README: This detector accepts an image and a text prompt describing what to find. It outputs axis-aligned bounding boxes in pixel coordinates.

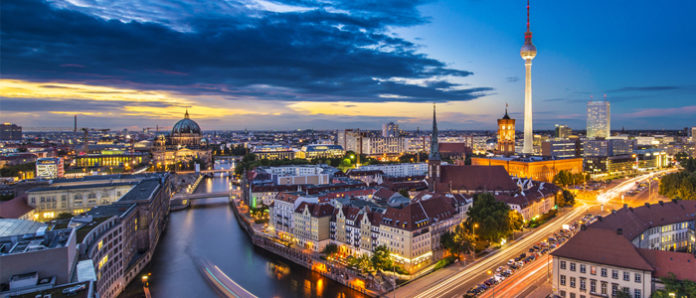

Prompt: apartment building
[552,200,696,298]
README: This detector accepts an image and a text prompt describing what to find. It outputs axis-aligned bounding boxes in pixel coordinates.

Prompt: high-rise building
[496,105,516,155]
[0,123,22,141]
[554,124,572,139]
[586,101,611,139]
[382,122,399,138]
[690,126,696,143]
[520,0,537,154]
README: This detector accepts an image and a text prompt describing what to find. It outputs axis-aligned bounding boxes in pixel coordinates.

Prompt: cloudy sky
[1,0,695,131]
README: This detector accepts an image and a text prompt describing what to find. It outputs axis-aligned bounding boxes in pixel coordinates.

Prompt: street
[389,169,675,298]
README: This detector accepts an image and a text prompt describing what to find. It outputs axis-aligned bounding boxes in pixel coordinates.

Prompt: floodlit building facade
[586,101,611,139]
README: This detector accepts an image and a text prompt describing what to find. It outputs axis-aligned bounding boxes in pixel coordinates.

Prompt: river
[121,161,364,298]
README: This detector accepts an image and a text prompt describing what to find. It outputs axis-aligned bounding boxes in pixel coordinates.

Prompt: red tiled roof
[589,200,696,240]
[0,195,34,218]
[495,181,559,208]
[637,249,696,281]
[552,228,654,271]
[436,165,518,193]
[373,187,396,200]
[380,195,457,231]
[438,143,470,153]
[295,202,334,217]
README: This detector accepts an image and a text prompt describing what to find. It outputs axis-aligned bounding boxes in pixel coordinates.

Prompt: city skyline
[1,0,695,131]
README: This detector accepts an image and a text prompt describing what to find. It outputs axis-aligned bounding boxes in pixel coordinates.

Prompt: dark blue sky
[1,0,694,130]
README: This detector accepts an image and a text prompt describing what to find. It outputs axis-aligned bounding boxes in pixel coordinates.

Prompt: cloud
[1,0,490,103]
[606,86,680,93]
[506,76,519,83]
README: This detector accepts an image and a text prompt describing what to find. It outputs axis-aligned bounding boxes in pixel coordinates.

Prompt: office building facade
[586,101,611,139]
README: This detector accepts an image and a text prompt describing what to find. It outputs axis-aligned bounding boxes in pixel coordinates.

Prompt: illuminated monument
[496,104,516,156]
[520,0,537,154]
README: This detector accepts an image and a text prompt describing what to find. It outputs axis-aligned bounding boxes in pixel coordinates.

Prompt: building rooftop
[26,181,138,193]
[118,178,162,202]
[11,281,94,298]
[0,227,73,256]
[0,219,46,238]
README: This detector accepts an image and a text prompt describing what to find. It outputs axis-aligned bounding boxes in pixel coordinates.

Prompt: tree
[440,231,463,259]
[652,273,696,297]
[508,210,524,231]
[398,189,410,198]
[371,245,393,271]
[466,193,521,243]
[552,170,586,187]
[322,243,338,256]
[615,288,631,298]
[557,190,576,207]
[659,171,696,200]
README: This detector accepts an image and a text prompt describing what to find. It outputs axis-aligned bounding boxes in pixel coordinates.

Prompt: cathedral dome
[172,110,201,135]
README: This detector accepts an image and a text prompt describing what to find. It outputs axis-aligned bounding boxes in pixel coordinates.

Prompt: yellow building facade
[472,157,583,182]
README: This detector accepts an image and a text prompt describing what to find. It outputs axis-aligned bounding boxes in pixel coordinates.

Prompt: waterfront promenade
[230,197,381,297]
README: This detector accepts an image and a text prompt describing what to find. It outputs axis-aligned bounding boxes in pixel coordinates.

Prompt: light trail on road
[413,206,588,298]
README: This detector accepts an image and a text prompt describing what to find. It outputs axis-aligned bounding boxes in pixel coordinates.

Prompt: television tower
[520,0,537,154]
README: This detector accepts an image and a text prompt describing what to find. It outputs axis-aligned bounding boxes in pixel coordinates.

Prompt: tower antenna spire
[527,0,530,31]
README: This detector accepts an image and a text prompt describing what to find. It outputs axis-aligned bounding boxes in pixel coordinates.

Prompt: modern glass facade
[586,101,610,139]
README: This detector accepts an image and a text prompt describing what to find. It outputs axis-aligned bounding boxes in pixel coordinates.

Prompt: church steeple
[428,103,441,192]
[429,103,441,161]
[184,108,190,119]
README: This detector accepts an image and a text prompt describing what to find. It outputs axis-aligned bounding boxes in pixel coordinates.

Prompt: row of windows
[559,276,642,298]
[560,260,641,283]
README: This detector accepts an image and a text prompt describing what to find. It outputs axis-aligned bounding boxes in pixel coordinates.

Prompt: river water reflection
[121,162,364,298]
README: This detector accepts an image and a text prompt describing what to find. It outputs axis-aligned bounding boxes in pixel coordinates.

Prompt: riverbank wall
[230,198,380,297]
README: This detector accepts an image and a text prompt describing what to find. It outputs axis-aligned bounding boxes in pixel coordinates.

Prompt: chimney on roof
[580,224,587,231]
[597,216,603,222]
[659,201,664,206]
[629,207,633,212]
[623,203,628,209]
[645,203,650,208]
[617,228,623,235]
[672,198,679,204]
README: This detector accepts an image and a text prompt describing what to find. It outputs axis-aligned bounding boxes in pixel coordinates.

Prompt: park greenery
[659,156,696,200]
[441,193,525,259]
[213,144,248,156]
[465,193,524,243]
[651,273,696,297]
[557,190,576,207]
[440,224,476,259]
[552,170,588,187]
[0,162,34,178]
[345,245,401,274]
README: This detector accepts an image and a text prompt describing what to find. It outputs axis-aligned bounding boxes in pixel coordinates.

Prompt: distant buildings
[251,145,296,160]
[471,156,583,183]
[587,101,611,139]
[337,129,405,159]
[555,124,572,139]
[151,110,212,171]
[382,122,400,138]
[25,174,161,221]
[296,144,345,160]
[496,105,516,155]
[552,200,696,298]
[36,157,65,180]
[542,139,581,159]
[0,123,22,141]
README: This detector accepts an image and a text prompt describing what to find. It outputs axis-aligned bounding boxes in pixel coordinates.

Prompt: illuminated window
[98,254,109,270]
[98,240,103,251]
